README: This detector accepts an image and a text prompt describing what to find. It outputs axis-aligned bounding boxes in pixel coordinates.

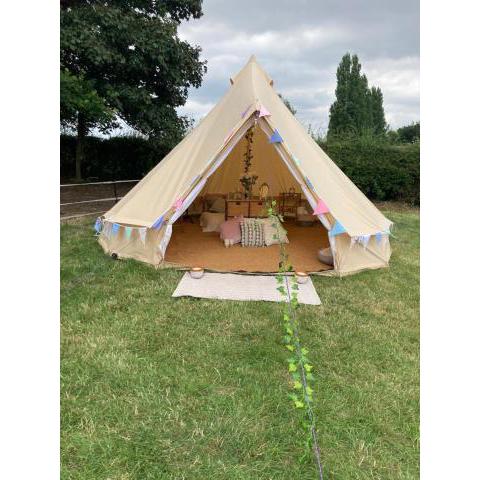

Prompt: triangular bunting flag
[103,222,112,238]
[329,221,346,236]
[269,129,283,143]
[173,198,183,210]
[359,235,370,248]
[152,215,164,230]
[313,198,329,215]
[112,223,120,236]
[94,217,102,234]
[258,104,270,117]
[375,232,383,245]
[139,227,147,245]
[125,227,132,240]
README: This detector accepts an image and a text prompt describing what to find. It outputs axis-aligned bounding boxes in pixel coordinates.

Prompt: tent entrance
[163,120,333,273]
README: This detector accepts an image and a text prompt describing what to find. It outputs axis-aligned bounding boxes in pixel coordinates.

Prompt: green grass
[61,207,419,479]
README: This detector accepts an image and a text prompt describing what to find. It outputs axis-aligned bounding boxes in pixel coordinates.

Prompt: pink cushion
[220,217,243,243]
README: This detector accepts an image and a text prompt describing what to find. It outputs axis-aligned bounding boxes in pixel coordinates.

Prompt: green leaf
[293,381,302,390]
[294,400,305,409]
[301,348,309,355]
[304,364,313,373]
[288,363,297,372]
[286,345,294,351]
[306,373,314,381]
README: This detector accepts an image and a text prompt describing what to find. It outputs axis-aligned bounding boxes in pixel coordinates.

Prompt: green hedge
[60,135,172,182]
[319,141,420,204]
[61,135,419,204]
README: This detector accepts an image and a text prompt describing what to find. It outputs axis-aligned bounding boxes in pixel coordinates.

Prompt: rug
[172,272,321,305]
[165,221,332,273]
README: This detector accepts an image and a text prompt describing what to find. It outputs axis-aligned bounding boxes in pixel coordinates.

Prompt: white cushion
[262,217,289,246]
[200,212,225,232]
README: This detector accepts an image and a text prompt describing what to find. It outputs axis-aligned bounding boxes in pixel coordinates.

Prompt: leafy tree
[60,0,206,180]
[397,122,420,143]
[328,53,387,139]
[279,94,297,115]
[370,87,387,135]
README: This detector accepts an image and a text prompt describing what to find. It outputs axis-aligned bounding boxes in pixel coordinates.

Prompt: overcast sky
[177,0,419,133]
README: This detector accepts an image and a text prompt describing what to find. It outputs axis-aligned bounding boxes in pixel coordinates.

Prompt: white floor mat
[172,272,321,305]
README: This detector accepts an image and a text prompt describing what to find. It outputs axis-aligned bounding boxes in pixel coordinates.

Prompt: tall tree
[328,53,387,139]
[60,0,206,180]
[370,87,387,135]
[328,53,354,135]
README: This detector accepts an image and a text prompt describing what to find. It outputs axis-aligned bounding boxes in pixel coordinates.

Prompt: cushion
[262,217,289,246]
[318,247,334,266]
[209,197,225,213]
[220,217,242,244]
[241,218,264,247]
[199,212,225,233]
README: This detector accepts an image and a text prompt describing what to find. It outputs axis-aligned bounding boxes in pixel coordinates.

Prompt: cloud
[177,0,419,129]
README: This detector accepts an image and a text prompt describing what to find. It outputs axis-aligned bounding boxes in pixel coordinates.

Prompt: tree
[397,122,420,143]
[279,94,297,115]
[328,53,387,139]
[60,0,206,180]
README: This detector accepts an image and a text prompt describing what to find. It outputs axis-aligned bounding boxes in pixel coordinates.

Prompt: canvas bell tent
[97,56,393,276]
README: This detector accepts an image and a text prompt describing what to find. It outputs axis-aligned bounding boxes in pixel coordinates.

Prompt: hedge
[60,135,172,182]
[61,135,419,204]
[319,141,420,204]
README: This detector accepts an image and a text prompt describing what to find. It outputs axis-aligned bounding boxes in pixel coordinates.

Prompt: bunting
[258,104,271,117]
[359,235,370,248]
[375,232,383,245]
[313,198,329,215]
[173,198,183,211]
[103,222,112,238]
[329,221,346,237]
[269,129,283,143]
[139,227,147,245]
[94,217,103,234]
[152,215,164,230]
[125,227,132,240]
[112,223,120,236]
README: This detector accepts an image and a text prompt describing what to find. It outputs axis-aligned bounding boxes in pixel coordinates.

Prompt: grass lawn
[61,205,419,479]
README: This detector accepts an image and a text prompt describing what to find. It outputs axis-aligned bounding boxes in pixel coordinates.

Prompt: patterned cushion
[240,218,265,247]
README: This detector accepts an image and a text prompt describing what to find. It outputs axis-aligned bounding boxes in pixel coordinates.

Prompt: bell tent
[98,56,393,276]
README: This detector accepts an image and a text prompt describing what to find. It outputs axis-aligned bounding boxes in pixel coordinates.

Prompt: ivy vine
[267,200,324,480]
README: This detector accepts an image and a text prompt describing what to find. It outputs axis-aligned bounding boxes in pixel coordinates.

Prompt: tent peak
[232,55,273,86]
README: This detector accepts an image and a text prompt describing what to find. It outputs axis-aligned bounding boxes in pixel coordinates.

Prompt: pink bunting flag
[313,198,329,215]
[173,198,183,211]
[258,105,271,117]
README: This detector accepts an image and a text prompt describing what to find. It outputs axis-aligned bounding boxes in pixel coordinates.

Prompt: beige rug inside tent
[165,220,332,273]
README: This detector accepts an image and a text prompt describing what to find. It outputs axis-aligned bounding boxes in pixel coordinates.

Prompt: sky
[177,0,419,134]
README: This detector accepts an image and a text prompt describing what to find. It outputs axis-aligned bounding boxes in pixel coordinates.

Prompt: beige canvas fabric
[100,56,393,275]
